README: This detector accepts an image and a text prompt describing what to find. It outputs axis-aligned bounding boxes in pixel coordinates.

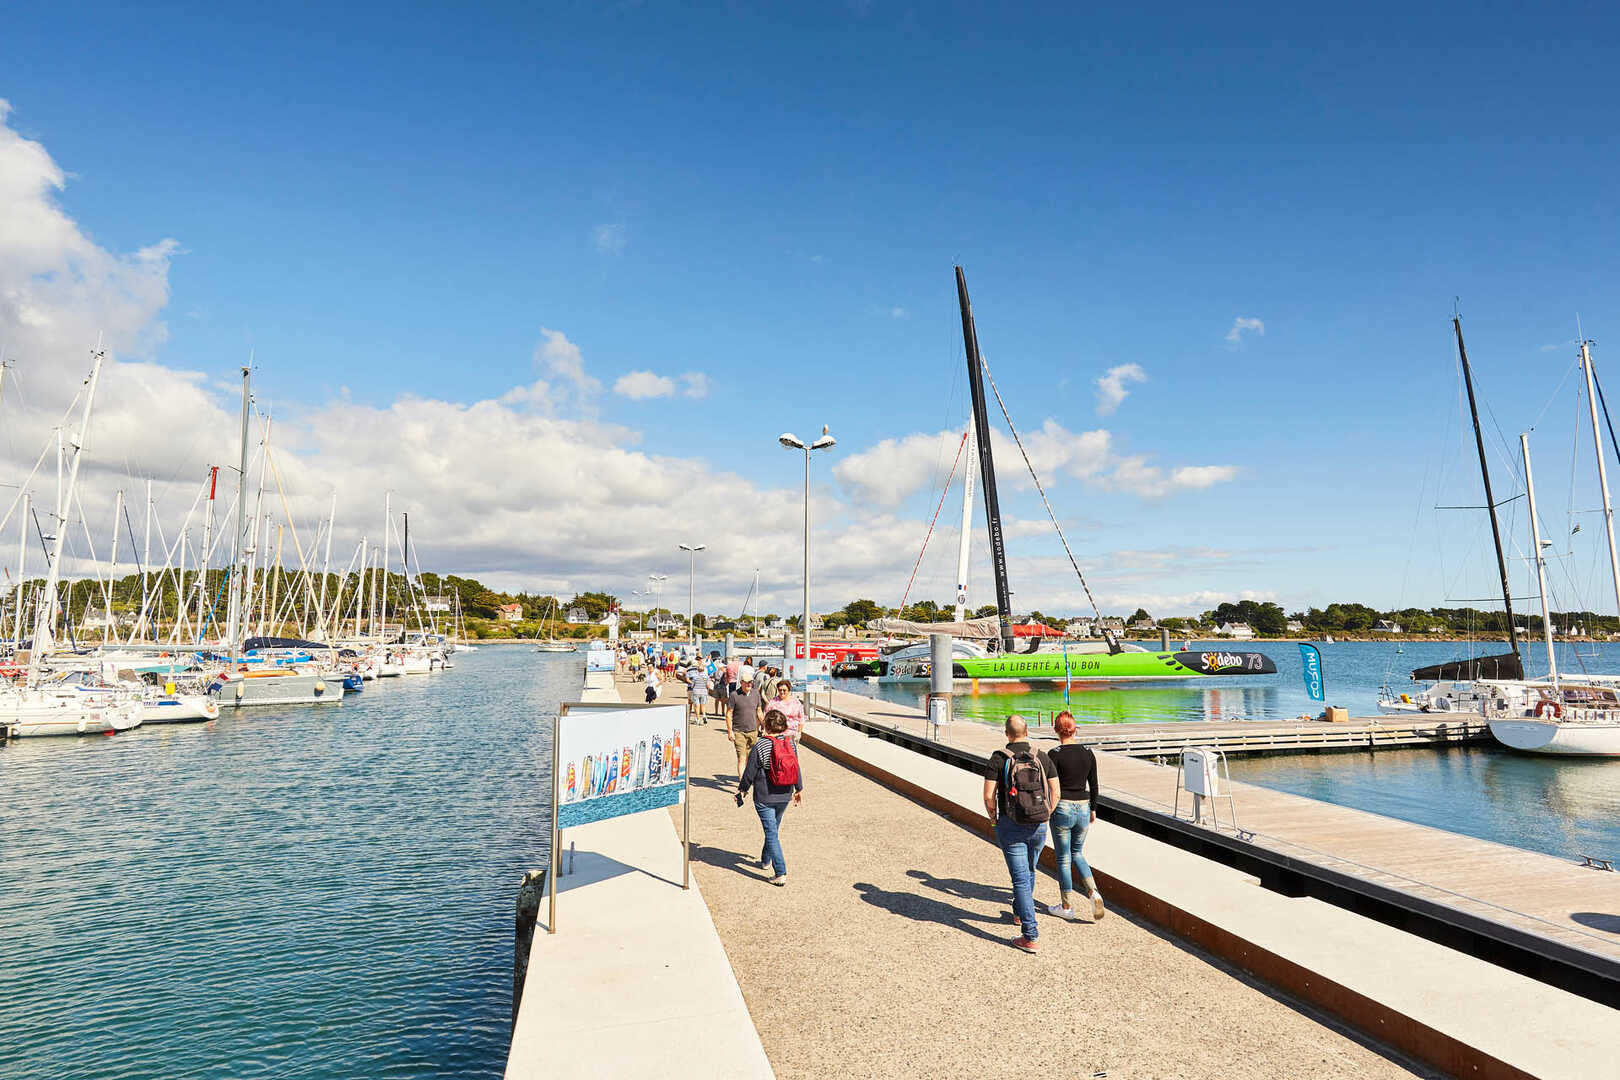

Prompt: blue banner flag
[1299,643,1325,702]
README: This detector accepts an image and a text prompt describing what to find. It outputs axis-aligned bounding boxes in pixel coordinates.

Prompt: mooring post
[512,868,548,1029]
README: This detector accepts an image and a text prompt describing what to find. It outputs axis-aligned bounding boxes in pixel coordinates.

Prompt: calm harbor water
[0,646,570,1080]
[837,639,1620,863]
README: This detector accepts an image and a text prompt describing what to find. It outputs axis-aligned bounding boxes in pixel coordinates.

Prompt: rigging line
[897,428,969,612]
[978,357,1104,622]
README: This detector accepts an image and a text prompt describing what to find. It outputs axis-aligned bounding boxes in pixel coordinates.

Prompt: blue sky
[5,3,1620,617]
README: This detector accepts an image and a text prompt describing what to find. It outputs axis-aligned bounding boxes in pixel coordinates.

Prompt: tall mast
[955,266,1014,653]
[199,466,217,641]
[12,492,28,648]
[30,343,104,683]
[953,422,976,624]
[224,365,251,653]
[138,478,152,643]
[1454,317,1521,659]
[1579,340,1620,627]
[1520,433,1558,685]
[380,493,391,641]
[318,491,336,639]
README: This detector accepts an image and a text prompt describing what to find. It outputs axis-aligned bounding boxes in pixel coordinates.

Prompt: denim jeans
[994,815,1047,940]
[1050,800,1096,898]
[755,801,788,876]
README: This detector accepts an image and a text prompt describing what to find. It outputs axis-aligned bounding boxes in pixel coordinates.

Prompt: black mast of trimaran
[1411,317,1524,681]
[955,266,1015,655]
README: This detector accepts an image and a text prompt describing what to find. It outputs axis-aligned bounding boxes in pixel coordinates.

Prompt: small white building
[1065,619,1094,638]
[1286,619,1304,633]
[1372,620,1403,634]
[565,606,589,624]
[1216,622,1255,639]
[496,602,524,623]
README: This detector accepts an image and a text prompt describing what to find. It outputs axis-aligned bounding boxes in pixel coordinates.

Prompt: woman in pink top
[769,679,806,738]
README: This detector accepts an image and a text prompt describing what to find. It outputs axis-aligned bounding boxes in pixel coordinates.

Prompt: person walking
[685,660,711,724]
[642,662,661,704]
[982,715,1059,953]
[767,677,807,739]
[1045,711,1105,922]
[737,709,803,886]
[726,669,765,777]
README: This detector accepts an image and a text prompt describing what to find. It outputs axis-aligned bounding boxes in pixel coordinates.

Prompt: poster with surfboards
[555,702,686,829]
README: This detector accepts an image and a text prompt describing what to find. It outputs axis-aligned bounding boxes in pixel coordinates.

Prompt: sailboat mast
[1454,317,1521,659]
[1520,433,1559,685]
[13,492,27,648]
[955,266,1014,653]
[30,343,104,683]
[1578,340,1620,627]
[953,423,976,624]
[224,365,251,652]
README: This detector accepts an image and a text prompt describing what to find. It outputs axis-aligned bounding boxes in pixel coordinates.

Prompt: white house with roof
[1216,621,1255,639]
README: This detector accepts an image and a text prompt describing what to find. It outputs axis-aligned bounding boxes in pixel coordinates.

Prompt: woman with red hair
[1045,711,1104,921]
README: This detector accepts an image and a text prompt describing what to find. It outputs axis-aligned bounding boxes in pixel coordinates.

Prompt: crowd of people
[613,641,1103,948]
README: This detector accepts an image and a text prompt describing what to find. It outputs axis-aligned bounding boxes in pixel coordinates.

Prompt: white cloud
[1225,316,1264,346]
[1093,363,1147,416]
[833,420,1232,506]
[890,306,907,319]
[593,222,627,254]
[533,327,600,396]
[613,370,676,400]
[611,370,710,401]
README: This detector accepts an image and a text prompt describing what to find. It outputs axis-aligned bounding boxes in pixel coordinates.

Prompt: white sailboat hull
[214,671,345,707]
[1488,719,1620,756]
[140,693,221,724]
[4,696,143,737]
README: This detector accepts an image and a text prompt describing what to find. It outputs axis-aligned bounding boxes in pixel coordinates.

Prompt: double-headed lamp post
[677,544,705,642]
[778,427,836,668]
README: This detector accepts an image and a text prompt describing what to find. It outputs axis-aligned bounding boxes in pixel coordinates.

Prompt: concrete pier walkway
[672,707,1433,1079]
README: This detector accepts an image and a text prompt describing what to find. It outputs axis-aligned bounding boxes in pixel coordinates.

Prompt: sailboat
[874,268,1277,687]
[534,599,575,653]
[2,344,143,736]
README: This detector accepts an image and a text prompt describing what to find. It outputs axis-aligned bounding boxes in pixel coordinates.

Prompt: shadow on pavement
[906,867,1013,906]
[853,881,1009,944]
[692,841,772,882]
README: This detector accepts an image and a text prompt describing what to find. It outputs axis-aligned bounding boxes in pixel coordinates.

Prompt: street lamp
[778,426,836,670]
[646,574,668,637]
[677,544,705,642]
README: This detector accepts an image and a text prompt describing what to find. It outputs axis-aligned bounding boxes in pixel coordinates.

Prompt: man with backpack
[982,715,1060,953]
[736,709,803,886]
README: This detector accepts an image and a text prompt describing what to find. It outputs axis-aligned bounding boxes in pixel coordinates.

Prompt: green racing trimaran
[865,267,1277,688]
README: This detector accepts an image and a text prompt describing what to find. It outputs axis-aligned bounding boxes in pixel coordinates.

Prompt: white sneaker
[1091,892,1106,920]
[770,875,787,887]
[1045,902,1076,920]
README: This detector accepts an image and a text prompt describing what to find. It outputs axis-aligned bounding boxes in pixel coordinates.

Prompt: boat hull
[5,698,143,737]
[883,648,1277,685]
[213,672,345,707]
[1488,719,1620,756]
[140,694,220,724]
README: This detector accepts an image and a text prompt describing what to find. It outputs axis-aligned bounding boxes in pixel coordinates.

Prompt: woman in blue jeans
[1045,711,1105,921]
[737,709,803,886]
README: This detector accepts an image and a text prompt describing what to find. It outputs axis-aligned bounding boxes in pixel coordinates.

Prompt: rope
[898,429,968,612]
[979,357,1103,621]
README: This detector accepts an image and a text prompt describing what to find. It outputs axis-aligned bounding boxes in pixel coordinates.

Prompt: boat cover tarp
[1409,651,1523,682]
[1011,622,1066,637]
[867,616,1002,640]
[241,636,337,653]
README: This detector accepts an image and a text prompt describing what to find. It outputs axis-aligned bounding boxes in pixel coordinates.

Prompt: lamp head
[810,433,836,450]
[778,433,805,450]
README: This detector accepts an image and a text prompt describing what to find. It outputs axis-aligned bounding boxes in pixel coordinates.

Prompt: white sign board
[785,656,832,691]
[585,646,615,672]
[1181,748,1220,797]
[556,703,686,828]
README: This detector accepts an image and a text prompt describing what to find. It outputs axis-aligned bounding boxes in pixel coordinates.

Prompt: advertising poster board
[585,646,616,673]
[784,656,832,692]
[555,703,686,828]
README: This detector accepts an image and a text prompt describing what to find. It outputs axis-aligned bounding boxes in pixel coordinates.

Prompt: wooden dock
[810,688,1620,985]
[1067,715,1490,757]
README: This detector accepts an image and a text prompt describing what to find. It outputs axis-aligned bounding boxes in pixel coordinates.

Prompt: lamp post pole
[779,428,836,673]
[678,544,705,643]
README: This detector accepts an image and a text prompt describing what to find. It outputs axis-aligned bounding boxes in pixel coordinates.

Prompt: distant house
[1127,616,1157,633]
[495,603,523,623]
[651,614,684,632]
[82,606,132,631]
[1098,617,1126,634]
[564,606,589,624]
[1286,619,1304,633]
[423,598,451,613]
[1065,619,1094,638]
[1372,620,1403,634]
[1216,622,1255,639]
[765,617,786,631]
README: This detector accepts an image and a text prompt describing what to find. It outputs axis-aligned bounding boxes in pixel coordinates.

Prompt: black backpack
[1001,747,1052,824]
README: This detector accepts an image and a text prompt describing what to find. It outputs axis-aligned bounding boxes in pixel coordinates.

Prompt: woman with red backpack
[736,708,803,886]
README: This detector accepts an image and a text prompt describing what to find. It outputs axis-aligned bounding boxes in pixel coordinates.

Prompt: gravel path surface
[669,712,1433,1080]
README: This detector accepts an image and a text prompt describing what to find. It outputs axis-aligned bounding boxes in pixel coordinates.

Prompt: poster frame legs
[549,711,560,934]
[682,708,692,889]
